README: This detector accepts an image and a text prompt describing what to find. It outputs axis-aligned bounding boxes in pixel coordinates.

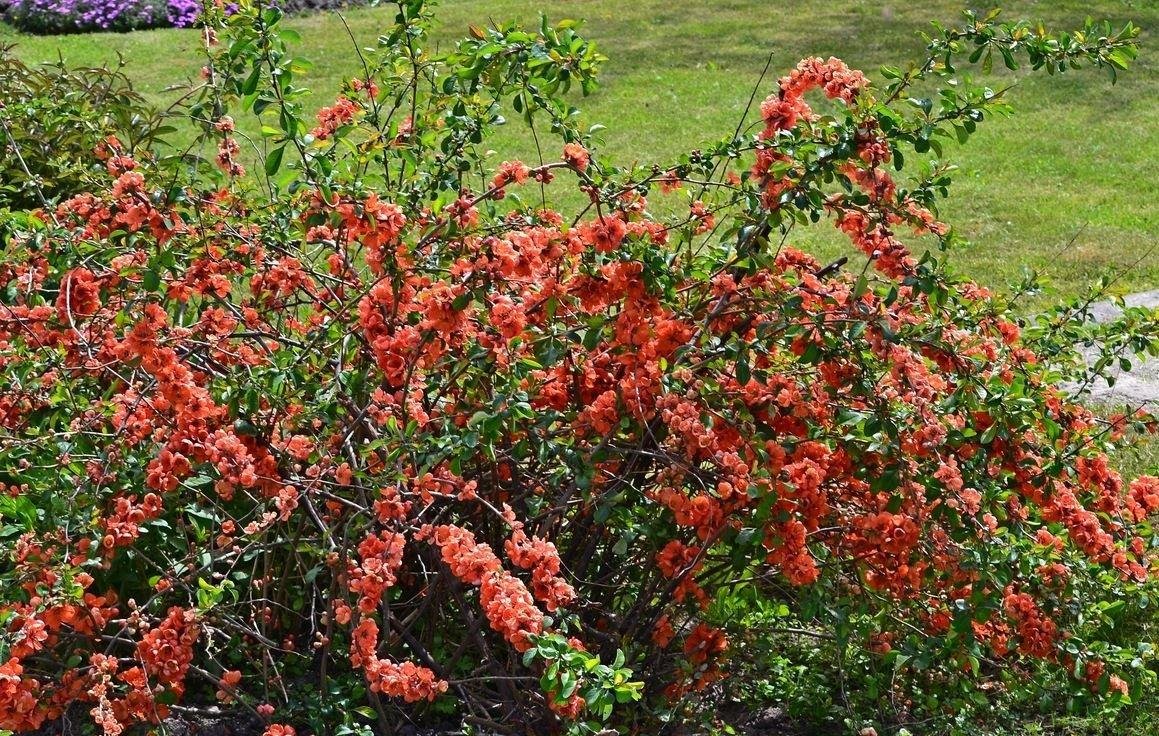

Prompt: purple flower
[166,0,199,26]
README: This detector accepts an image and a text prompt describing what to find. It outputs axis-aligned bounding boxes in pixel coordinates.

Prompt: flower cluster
[312,97,359,141]
[504,528,575,612]
[349,620,447,702]
[349,531,406,614]
[421,524,548,652]
[136,608,200,691]
[753,56,939,279]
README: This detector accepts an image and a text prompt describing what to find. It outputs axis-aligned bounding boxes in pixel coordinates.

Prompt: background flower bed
[0,0,365,35]
[2,0,198,33]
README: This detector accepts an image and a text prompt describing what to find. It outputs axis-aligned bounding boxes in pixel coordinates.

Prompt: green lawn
[2,0,1156,301]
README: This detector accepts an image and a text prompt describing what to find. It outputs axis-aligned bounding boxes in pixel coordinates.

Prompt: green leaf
[735,352,750,384]
[143,268,161,292]
[265,145,286,176]
[242,65,262,96]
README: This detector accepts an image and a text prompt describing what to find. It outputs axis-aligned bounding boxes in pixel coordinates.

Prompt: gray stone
[1069,290,1159,408]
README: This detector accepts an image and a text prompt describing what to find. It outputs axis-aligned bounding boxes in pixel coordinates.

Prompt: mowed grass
[2,0,1156,302]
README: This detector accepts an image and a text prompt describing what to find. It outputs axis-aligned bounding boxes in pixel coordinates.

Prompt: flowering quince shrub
[0,2,1157,734]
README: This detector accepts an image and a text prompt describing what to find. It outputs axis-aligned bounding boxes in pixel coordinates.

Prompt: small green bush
[0,46,171,210]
